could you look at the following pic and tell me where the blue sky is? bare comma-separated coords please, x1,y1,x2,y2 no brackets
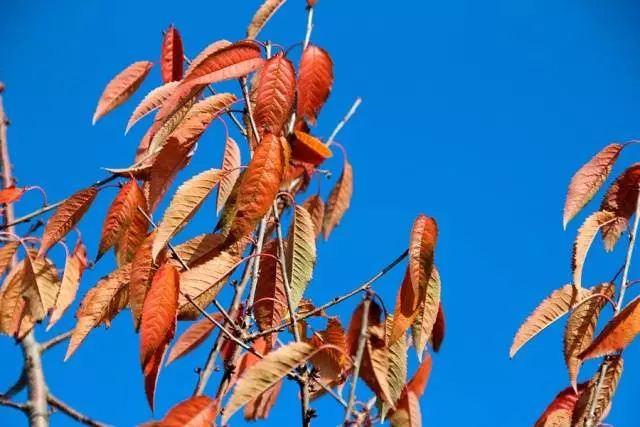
2,0,640,425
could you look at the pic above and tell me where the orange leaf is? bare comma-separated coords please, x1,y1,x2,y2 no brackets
389,390,421,427
247,0,286,39
157,396,217,426
409,215,438,297
186,40,231,75
253,240,287,346
407,351,432,398
0,186,25,204
411,267,441,360
173,233,228,267
563,143,624,228
97,180,147,262
346,298,382,356
244,380,282,421
217,137,242,214
571,355,622,426
389,267,417,344
130,232,161,331
572,211,616,289
161,25,184,83
92,61,153,124
253,54,296,137
301,193,325,239
579,296,640,360
360,323,395,408
292,131,333,165
126,81,180,134
226,134,286,242
183,40,263,86
600,163,640,251
322,156,352,240
308,317,349,379
430,302,445,353
297,45,333,125
166,315,221,366
0,241,20,277
47,241,88,330
534,383,586,427
144,344,168,413
40,187,98,256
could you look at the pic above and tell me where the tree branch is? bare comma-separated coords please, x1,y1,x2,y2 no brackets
344,292,372,424
47,393,110,427
326,97,362,147
0,396,28,413
2,368,27,399
39,330,74,353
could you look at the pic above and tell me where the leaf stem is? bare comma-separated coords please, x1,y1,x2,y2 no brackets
344,292,372,424
326,97,362,147
47,393,110,427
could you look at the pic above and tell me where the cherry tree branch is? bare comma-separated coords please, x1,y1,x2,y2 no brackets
39,330,74,353
344,292,372,423
47,394,110,427
326,97,362,147
0,396,28,413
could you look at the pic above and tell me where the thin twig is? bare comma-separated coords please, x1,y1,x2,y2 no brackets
241,77,261,146
2,369,27,398
344,293,372,424
326,97,362,147
0,396,28,412
47,393,110,427
303,7,314,49
40,330,74,353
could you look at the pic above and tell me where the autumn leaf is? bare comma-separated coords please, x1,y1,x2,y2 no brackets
65,263,132,360
411,267,441,360
253,240,287,345
285,205,317,309
301,194,325,239
253,53,296,137
143,345,167,414
579,296,640,360
217,137,242,214
571,355,622,426
92,61,153,125
155,396,217,427
389,391,421,427
126,81,180,134
247,0,286,39
0,186,25,204
572,211,616,289
430,302,445,353
380,316,407,420
130,232,161,331
346,299,382,356
96,180,147,262
226,134,286,243
166,314,222,366
322,155,353,240
564,283,614,391
152,169,223,261
601,217,628,253
147,96,197,157
161,25,184,83
297,45,333,125
510,284,587,358
308,317,349,379
389,267,416,345
39,187,98,256
47,241,88,330
563,143,624,228
292,131,333,165
600,163,640,251
407,351,432,397
0,241,19,277
360,323,396,408
534,383,586,427
222,342,316,424
172,233,228,267
244,381,282,421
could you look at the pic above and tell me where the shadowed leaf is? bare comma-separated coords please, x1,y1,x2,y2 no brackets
161,25,184,83
217,137,242,214
572,211,616,289
126,82,180,134
322,157,352,240
166,314,222,366
571,356,622,426
47,241,88,330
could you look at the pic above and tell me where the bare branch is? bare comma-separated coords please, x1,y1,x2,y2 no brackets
2,369,27,399
0,396,28,413
48,393,110,427
326,97,362,147
40,330,74,353
344,292,372,423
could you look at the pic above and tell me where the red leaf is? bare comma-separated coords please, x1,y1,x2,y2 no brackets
430,302,445,352
166,315,221,366
143,345,167,413
297,45,333,125
291,131,333,165
600,163,640,251
535,383,586,427
92,61,153,124
158,396,217,426
217,137,242,214
253,240,287,346
161,25,184,83
407,351,432,398
0,186,25,204
126,82,180,134
253,54,296,137
130,231,162,331
409,215,438,295
322,155,353,240
182,40,263,86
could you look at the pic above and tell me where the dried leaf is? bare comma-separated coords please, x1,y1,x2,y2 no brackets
143,344,167,413
217,137,242,214
157,396,217,427
0,241,19,277
381,316,407,420
65,264,131,360
360,323,395,408
161,25,184,83
579,296,640,360
247,0,286,39
254,240,287,344
563,143,624,228
322,157,352,240
152,169,223,261
308,317,349,379
301,194,325,239
389,267,416,345
572,211,616,289
510,284,587,358
244,380,282,421
40,187,98,256
411,267,441,360
130,232,161,331
600,163,640,251
297,45,333,125
227,134,286,242
148,96,197,157
285,205,317,309
253,54,296,137
430,302,445,353
571,356,622,426
92,61,153,124
407,351,432,398
564,283,614,390
601,217,628,253
47,241,88,330
166,315,221,366
346,299,382,356
0,186,25,204
389,390,421,427
126,81,180,134
534,384,586,427
222,342,316,424
172,233,229,267
97,180,147,262
292,131,333,165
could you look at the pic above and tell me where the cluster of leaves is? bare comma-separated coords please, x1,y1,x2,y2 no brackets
511,141,640,426
0,1,447,426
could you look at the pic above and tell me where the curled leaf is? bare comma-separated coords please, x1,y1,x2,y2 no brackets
572,211,616,289
292,131,333,165
247,0,286,39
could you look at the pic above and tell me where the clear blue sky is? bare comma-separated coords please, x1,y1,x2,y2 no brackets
2,0,640,425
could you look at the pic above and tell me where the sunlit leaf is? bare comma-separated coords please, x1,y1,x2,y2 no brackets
322,156,352,240
126,81,180,134
157,396,217,427
285,205,316,309
301,194,325,239
217,137,242,214
244,380,282,421
186,40,231,76
389,390,421,427
571,355,622,426
572,211,616,289
47,241,88,330
381,316,407,420
253,53,296,137
297,45,333,125
0,241,19,277
534,383,586,427
166,315,221,366
161,25,184,83
600,163,640,251
411,267,441,360
182,40,263,86
292,131,333,165
308,317,349,380
0,186,25,204
247,0,286,39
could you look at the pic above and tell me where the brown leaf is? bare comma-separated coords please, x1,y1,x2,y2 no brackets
40,187,98,256
161,25,184,83
165,315,221,366
0,186,26,204
380,316,407,420
172,233,227,267
346,299,382,356
126,81,180,134
579,296,640,360
186,40,231,76
152,169,223,261
285,205,317,308
227,134,286,242
601,217,628,253
157,396,217,427
534,383,586,427
92,61,153,124
217,137,242,214
389,390,421,427
308,317,349,379
253,54,296,138
291,131,333,165
130,232,161,331
297,45,333,125
564,283,615,390
510,284,587,358
600,163,640,251
411,267,441,360
322,156,352,240
222,342,316,424
389,267,417,345
244,380,282,421
430,302,445,353
407,351,432,398
47,241,88,330
247,0,286,39
572,211,616,289
571,355,622,426
253,240,287,345
65,264,131,360
97,180,147,262
301,194,325,239
360,323,396,408
0,241,19,277
563,143,624,228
